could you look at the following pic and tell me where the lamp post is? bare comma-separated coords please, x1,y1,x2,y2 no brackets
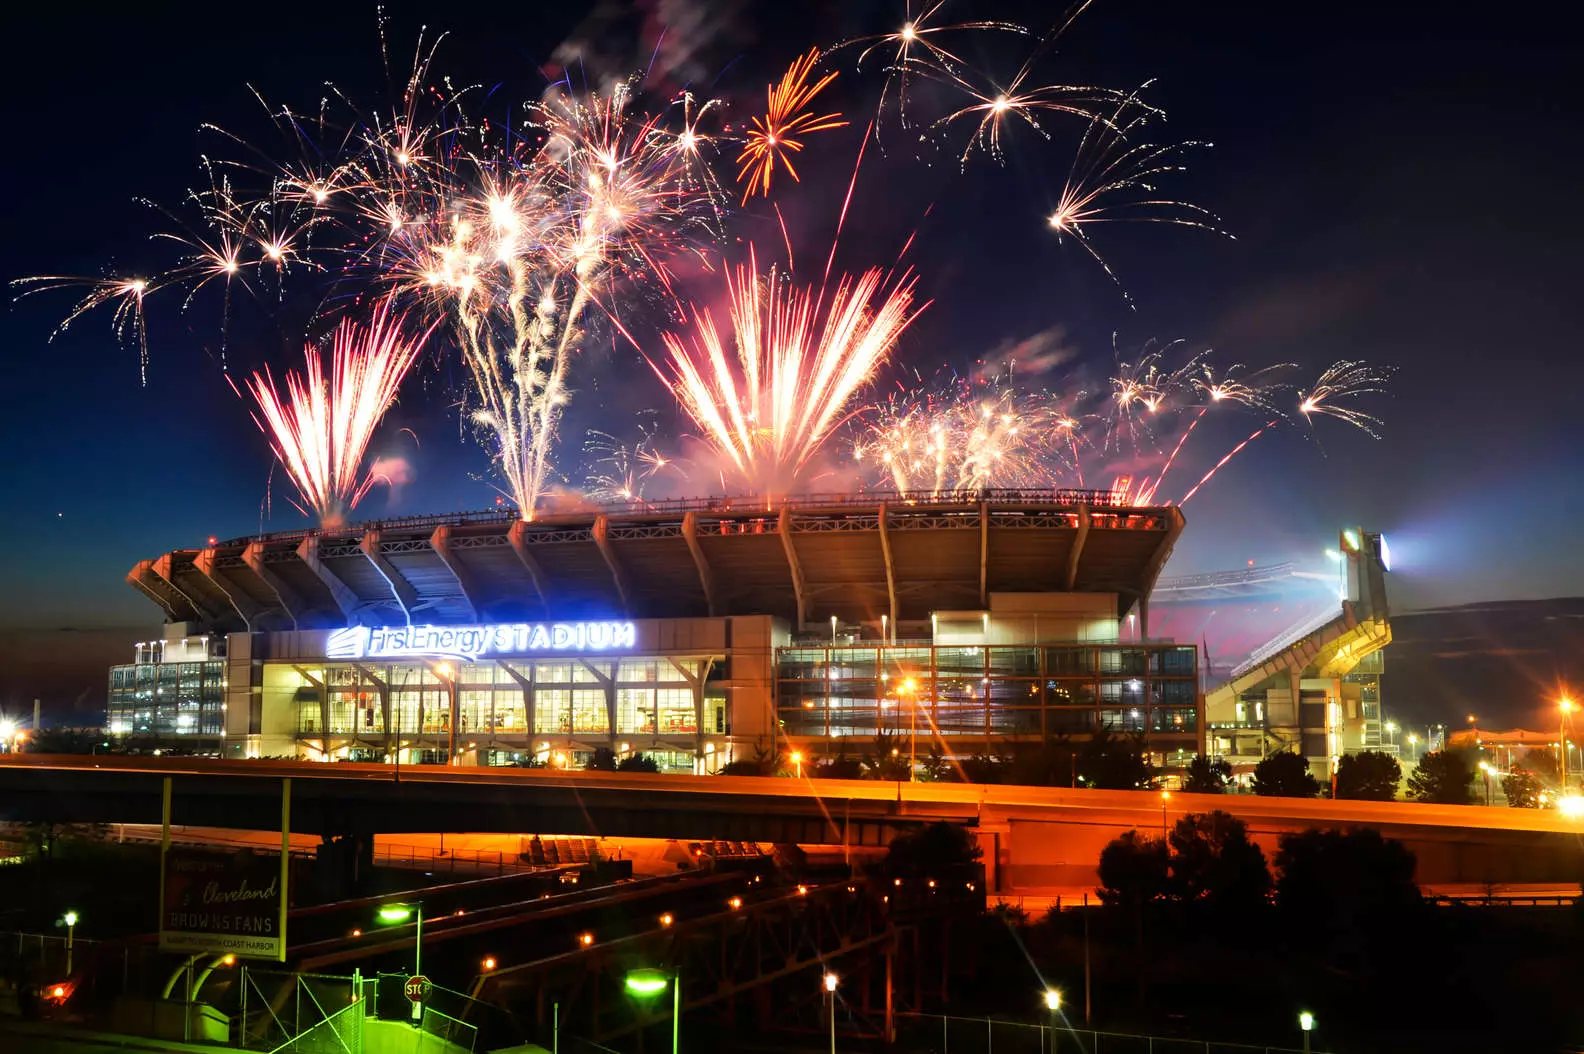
901,678,919,782
1159,790,1170,840
1384,721,1397,751
1298,1011,1315,1054
62,911,79,974
1559,697,1575,791
790,751,803,779
432,661,460,765
1477,761,1493,806
1406,732,1418,763
377,902,423,1021
625,969,680,1054
1043,990,1061,1053
823,972,839,1054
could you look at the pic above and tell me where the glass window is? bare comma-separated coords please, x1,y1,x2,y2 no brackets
1047,707,1097,734
828,649,877,679
1150,708,1198,733
989,708,1041,734
459,690,491,733
572,689,608,733
1099,708,1148,734
618,659,658,682
987,679,1040,706
535,663,573,684
777,649,827,680
988,647,1040,675
934,647,984,678
1149,680,1197,707
617,688,656,734
1151,647,1197,676
656,688,696,734
1098,648,1147,676
778,681,827,714
779,706,825,737
573,662,611,684
536,689,571,733
1045,648,1094,676
935,678,984,706
1099,679,1147,708
933,707,985,736
1044,680,1097,707
493,692,526,731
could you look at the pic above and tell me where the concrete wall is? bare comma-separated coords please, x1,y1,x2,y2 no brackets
934,592,1120,646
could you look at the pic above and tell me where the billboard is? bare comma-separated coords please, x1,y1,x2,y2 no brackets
160,848,285,960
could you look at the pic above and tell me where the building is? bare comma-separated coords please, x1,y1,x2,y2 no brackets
1192,529,1394,783
109,491,1196,771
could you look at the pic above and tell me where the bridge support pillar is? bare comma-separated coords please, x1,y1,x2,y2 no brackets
971,825,1008,893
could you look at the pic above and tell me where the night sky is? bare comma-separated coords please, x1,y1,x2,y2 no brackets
2,2,1580,714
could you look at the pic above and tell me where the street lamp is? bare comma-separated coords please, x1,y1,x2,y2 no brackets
823,973,839,1054
377,902,423,1021
1477,761,1493,806
900,678,919,782
1406,732,1418,763
62,911,79,974
625,968,680,1054
790,750,803,778
1159,790,1171,839
1043,989,1062,1052
1559,697,1575,790
1384,721,1397,751
1298,1011,1315,1054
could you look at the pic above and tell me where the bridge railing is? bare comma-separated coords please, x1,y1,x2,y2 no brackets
896,1013,1334,1054
216,487,1152,547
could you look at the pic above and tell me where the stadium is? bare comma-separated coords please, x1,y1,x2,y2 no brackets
109,486,1391,781
109,489,1207,772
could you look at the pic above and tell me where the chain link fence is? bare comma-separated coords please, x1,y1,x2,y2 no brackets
896,1013,1332,1054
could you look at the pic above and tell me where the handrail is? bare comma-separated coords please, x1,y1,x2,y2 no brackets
215,487,1166,547
1228,601,1344,680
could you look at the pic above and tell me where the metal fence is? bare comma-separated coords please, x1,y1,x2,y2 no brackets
239,969,361,1051
419,1006,478,1052
896,1014,1332,1054
268,997,364,1054
371,842,538,876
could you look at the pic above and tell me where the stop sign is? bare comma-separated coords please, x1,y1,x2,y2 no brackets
404,975,430,1003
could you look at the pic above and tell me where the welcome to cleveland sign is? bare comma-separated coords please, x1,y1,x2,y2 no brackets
160,849,284,959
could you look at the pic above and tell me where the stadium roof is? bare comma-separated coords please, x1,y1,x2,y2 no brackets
128,490,1183,634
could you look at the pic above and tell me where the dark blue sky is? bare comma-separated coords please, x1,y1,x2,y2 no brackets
2,0,1580,649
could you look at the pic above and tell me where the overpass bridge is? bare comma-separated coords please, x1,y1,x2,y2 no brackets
2,756,1580,888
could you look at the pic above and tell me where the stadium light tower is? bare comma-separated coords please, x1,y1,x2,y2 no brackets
1560,696,1576,790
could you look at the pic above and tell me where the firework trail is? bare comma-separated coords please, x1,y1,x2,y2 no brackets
1047,87,1225,305
239,301,430,526
1299,360,1391,436
837,1,1028,133
736,49,850,203
583,423,674,504
657,248,923,496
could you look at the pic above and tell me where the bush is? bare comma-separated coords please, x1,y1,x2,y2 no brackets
885,821,982,880
1252,751,1320,797
1501,768,1544,808
1077,728,1158,790
617,753,660,773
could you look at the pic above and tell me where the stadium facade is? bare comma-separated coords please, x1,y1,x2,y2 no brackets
108,491,1202,772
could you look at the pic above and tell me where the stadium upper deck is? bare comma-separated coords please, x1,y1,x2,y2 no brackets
128,489,1185,635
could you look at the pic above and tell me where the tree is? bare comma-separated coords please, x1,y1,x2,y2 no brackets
1407,750,1475,804
1183,755,1231,794
885,821,982,880
865,733,910,781
1097,830,1170,907
1274,828,1420,929
1168,811,1271,908
24,729,106,754
718,742,785,777
1251,751,1321,798
813,752,864,780
586,746,618,771
1501,768,1544,808
1077,728,1157,790
1008,738,1078,788
960,752,1009,784
617,753,660,773
1334,750,1402,800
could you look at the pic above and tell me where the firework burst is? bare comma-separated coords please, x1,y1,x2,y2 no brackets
1047,88,1225,304
1298,360,1392,436
583,423,674,505
736,49,850,203
657,248,924,495
239,301,430,527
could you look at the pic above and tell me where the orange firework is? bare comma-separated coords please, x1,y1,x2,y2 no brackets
241,301,430,526
736,50,849,203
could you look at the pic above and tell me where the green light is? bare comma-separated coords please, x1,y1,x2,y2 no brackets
625,969,669,997
377,904,414,924
1044,990,1061,1011
62,911,79,927
1299,1011,1315,1032
1342,530,1359,551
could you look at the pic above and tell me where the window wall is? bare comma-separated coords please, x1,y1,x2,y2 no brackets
269,656,709,742
775,643,1199,747
107,661,226,738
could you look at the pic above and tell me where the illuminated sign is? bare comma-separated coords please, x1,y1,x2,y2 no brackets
327,621,637,662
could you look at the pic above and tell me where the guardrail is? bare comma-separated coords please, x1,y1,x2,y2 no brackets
897,1013,1334,1054
217,487,1151,547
